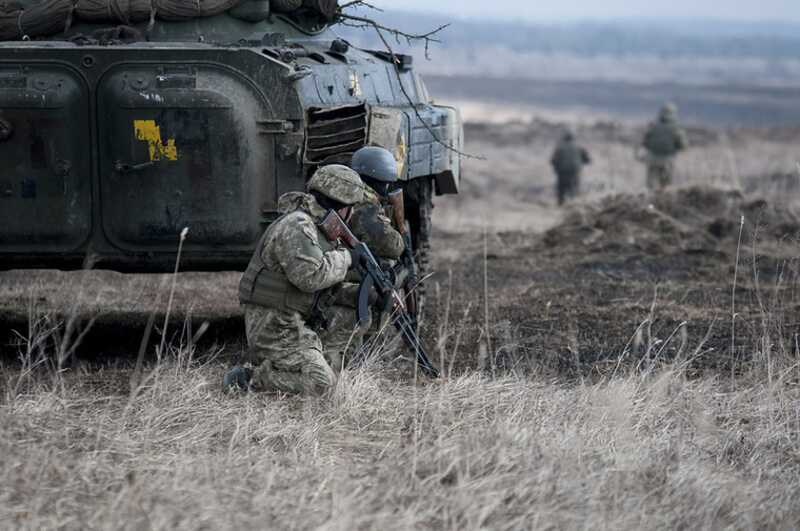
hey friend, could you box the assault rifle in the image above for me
[319,210,440,378]
[386,189,420,329]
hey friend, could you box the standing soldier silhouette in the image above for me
[639,103,688,191]
[550,129,591,206]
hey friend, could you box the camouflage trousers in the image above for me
[556,170,581,205]
[319,304,370,373]
[646,157,675,191]
[243,304,366,395]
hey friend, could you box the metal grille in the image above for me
[304,103,368,165]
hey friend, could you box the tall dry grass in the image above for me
[1,354,799,530]
[2,115,800,529]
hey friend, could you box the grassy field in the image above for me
[2,110,800,529]
[2,355,799,529]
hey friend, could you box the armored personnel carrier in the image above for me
[0,0,461,271]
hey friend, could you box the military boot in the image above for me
[223,366,253,393]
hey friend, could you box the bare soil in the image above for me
[429,186,800,377]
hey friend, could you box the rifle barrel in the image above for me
[395,311,439,378]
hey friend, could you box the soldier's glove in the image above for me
[348,243,369,268]
[380,261,397,286]
[348,246,366,269]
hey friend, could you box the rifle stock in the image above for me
[318,209,359,248]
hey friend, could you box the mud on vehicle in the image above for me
[0,0,462,274]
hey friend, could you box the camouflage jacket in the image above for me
[260,192,351,293]
[349,186,404,260]
[642,120,687,158]
[550,140,591,174]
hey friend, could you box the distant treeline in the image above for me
[338,10,800,61]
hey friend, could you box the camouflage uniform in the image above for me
[271,185,402,372]
[324,146,406,360]
[350,186,404,260]
[550,132,591,205]
[325,182,404,363]
[278,187,402,261]
[641,104,688,191]
[237,166,364,395]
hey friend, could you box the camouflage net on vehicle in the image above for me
[0,0,338,40]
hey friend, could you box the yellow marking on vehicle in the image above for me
[395,133,407,176]
[133,119,178,161]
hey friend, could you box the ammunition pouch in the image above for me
[239,263,318,316]
[239,212,321,317]
[307,287,338,331]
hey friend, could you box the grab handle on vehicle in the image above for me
[114,160,155,173]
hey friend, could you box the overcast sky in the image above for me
[368,0,800,22]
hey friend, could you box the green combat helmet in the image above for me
[659,103,678,122]
[306,164,365,206]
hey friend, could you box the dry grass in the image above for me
[434,109,800,233]
[3,113,800,529]
[1,356,799,530]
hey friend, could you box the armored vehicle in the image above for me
[0,0,461,271]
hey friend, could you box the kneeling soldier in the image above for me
[223,164,365,395]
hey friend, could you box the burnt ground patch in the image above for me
[425,186,800,377]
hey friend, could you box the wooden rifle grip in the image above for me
[318,209,361,248]
[387,189,406,234]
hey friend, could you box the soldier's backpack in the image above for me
[643,123,681,157]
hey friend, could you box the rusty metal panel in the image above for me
[368,106,410,180]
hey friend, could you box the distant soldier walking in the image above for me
[639,103,688,191]
[550,130,591,205]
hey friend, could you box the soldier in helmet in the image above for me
[349,146,405,260]
[550,129,591,206]
[640,103,688,191]
[223,164,366,395]
[316,146,406,364]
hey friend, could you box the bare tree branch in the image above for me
[336,8,485,161]
[338,13,447,59]
[338,0,382,11]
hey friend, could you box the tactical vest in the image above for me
[238,214,324,316]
